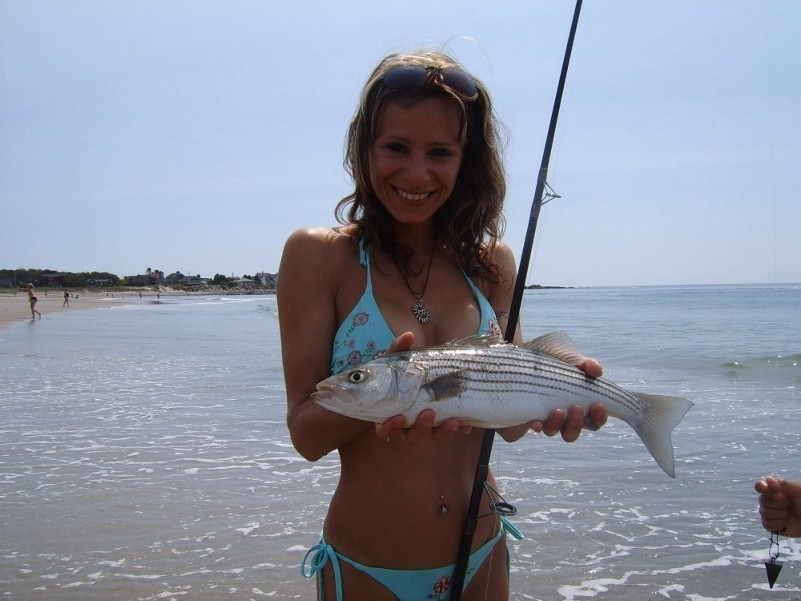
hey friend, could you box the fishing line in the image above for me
[450,2,585,598]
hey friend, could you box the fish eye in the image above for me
[348,370,368,384]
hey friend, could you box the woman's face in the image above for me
[369,96,464,226]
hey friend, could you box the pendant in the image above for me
[765,531,784,589]
[411,300,431,324]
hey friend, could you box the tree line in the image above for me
[1,269,275,289]
[0,269,120,288]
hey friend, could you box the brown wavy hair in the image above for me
[335,50,507,280]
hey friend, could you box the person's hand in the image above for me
[578,357,603,379]
[374,332,472,444]
[527,358,607,442]
[755,476,801,537]
[527,402,607,442]
[376,409,472,444]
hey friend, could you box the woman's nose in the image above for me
[403,153,430,185]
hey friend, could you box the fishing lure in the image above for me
[765,531,783,589]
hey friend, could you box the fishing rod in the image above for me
[450,1,584,598]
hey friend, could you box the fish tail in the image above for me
[626,393,694,478]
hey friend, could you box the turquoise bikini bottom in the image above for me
[301,516,523,601]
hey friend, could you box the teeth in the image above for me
[397,188,429,201]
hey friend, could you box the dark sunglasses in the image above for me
[381,64,479,100]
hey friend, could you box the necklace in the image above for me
[398,241,435,324]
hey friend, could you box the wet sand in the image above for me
[0,291,140,330]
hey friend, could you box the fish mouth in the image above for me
[314,383,333,393]
[311,383,344,400]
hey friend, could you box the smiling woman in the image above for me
[276,49,607,601]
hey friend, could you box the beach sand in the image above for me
[0,287,273,330]
[0,290,142,330]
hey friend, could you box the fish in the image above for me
[313,333,694,477]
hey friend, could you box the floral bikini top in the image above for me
[330,239,501,375]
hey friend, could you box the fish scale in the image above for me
[415,348,645,415]
[313,333,694,477]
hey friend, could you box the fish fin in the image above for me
[422,370,469,401]
[443,334,506,348]
[522,332,587,367]
[626,393,694,478]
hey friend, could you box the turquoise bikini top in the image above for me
[330,239,500,375]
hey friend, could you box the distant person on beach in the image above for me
[755,476,801,537]
[26,283,41,318]
[63,290,70,307]
[277,50,607,600]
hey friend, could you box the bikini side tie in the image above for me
[301,540,344,601]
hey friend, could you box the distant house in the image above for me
[165,271,185,285]
[128,270,164,286]
[179,274,205,287]
[41,272,62,287]
[85,278,114,287]
[233,277,257,288]
[128,275,154,286]
[255,272,277,288]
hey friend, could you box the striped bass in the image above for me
[313,333,693,477]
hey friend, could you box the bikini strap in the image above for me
[358,237,375,296]
[301,539,344,601]
[358,237,369,269]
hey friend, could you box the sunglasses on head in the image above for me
[381,64,479,100]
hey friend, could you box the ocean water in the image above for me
[1,284,799,601]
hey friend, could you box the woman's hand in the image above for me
[375,332,472,444]
[376,409,471,444]
[527,402,608,442]
[518,357,608,443]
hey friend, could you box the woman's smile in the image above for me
[394,187,432,202]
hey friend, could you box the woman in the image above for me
[27,283,41,319]
[278,50,607,600]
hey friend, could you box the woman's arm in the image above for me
[278,228,372,461]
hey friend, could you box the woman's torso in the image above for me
[324,231,504,568]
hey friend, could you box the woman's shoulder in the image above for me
[284,225,357,255]
[483,240,516,286]
[280,225,360,277]
[487,239,515,264]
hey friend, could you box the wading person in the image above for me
[27,283,41,319]
[277,50,607,600]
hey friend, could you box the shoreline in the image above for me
[0,287,276,330]
[0,291,138,330]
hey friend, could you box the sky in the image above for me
[1,0,799,288]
